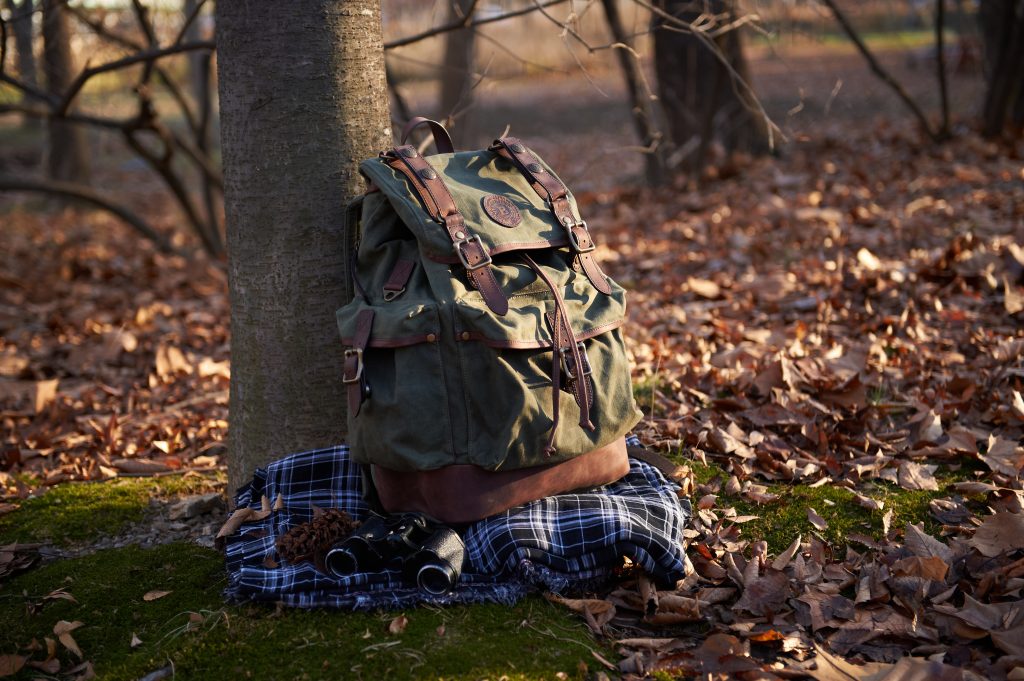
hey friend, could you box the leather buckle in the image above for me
[342,348,364,384]
[559,342,592,381]
[561,217,596,254]
[453,234,493,271]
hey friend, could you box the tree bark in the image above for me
[216,0,392,491]
[979,0,1024,137]
[41,0,91,183]
[438,0,477,146]
[651,0,770,176]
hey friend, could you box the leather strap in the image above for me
[490,137,613,295]
[524,253,594,458]
[370,436,630,524]
[401,117,455,155]
[343,309,374,417]
[385,145,509,316]
[383,259,415,301]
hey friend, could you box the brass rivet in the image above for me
[400,147,418,158]
[426,333,437,342]
[419,167,437,180]
[527,162,544,174]
[454,230,465,239]
[510,142,525,153]
[461,331,470,341]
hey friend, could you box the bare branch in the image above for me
[636,0,782,150]
[818,0,940,142]
[0,175,176,254]
[0,102,134,130]
[385,0,568,49]
[57,41,215,115]
[172,0,210,47]
[935,0,951,138]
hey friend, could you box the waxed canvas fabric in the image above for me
[337,146,642,473]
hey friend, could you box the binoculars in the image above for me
[323,513,465,595]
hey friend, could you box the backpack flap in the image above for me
[359,150,578,264]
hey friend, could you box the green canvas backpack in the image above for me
[337,118,642,522]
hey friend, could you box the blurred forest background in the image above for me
[1,0,1024,678]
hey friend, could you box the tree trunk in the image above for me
[652,0,769,175]
[216,0,392,492]
[182,0,218,245]
[601,0,668,186]
[979,0,1024,137]
[41,0,90,183]
[5,0,37,87]
[438,0,476,146]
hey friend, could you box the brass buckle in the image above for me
[561,217,596,254]
[383,287,405,302]
[454,234,493,271]
[342,348,363,384]
[559,342,592,381]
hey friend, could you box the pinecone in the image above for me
[276,508,360,566]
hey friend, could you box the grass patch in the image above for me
[0,543,610,681]
[680,457,952,554]
[0,472,224,546]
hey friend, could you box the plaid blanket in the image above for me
[224,436,691,610]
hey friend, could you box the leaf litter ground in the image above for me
[2,119,1024,679]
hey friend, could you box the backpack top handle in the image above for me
[401,117,455,155]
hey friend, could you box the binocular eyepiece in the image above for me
[323,513,465,596]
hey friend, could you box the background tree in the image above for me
[438,0,477,144]
[4,0,37,131]
[978,0,1023,137]
[216,0,391,491]
[41,0,89,183]
[651,0,770,176]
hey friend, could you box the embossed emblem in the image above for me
[482,195,522,228]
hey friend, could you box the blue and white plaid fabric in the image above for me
[224,436,691,610]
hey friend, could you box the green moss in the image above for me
[0,472,224,545]
[675,457,950,554]
[0,543,610,681]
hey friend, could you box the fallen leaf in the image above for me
[130,632,142,648]
[545,593,616,635]
[904,523,954,562]
[807,507,828,531]
[857,248,882,271]
[979,434,1024,476]
[387,614,408,635]
[53,620,84,658]
[142,590,172,601]
[733,569,789,616]
[0,656,26,678]
[898,461,939,490]
[970,512,1024,557]
[33,379,59,414]
[687,277,720,298]
[215,501,274,538]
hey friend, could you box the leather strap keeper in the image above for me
[369,436,630,524]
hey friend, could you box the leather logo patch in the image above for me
[482,195,522,228]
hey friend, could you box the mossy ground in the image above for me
[0,452,954,680]
[0,477,611,681]
[683,456,969,554]
[0,472,224,545]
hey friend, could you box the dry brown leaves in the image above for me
[545,126,1024,678]
[0,209,229,498]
